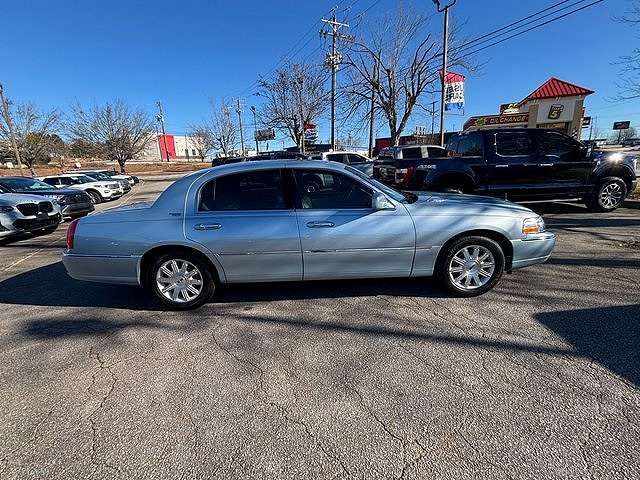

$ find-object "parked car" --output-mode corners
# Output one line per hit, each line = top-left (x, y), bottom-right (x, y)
(377, 129), (639, 212)
(0, 177), (94, 219)
(311, 151), (374, 177)
(622, 138), (640, 147)
(373, 144), (447, 186)
(212, 151), (309, 166)
(62, 159), (556, 309)
(39, 174), (122, 204)
(75, 169), (138, 186)
(0, 190), (62, 239)
(74, 170), (131, 193)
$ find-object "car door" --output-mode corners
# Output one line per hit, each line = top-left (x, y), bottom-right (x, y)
(487, 131), (544, 200)
(533, 131), (591, 196)
(291, 167), (415, 280)
(452, 132), (488, 192)
(185, 168), (302, 283)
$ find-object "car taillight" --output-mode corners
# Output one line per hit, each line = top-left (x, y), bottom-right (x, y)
(66, 219), (79, 249)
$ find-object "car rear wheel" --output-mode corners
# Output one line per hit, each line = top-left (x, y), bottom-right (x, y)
(86, 190), (102, 204)
(147, 252), (215, 310)
(584, 177), (627, 212)
(437, 236), (505, 297)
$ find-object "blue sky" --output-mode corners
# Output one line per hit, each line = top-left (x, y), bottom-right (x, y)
(1, 0), (637, 146)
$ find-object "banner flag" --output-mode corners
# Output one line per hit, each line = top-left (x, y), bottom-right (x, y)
(440, 71), (465, 111)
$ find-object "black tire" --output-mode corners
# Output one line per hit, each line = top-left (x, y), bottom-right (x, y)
(436, 236), (505, 297)
(146, 251), (216, 310)
(584, 177), (627, 212)
(86, 190), (102, 204)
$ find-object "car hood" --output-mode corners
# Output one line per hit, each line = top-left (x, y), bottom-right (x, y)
(404, 192), (534, 215)
(7, 188), (84, 197)
(0, 192), (53, 206)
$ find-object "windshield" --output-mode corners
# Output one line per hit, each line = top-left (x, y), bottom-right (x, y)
(0, 178), (54, 192)
(345, 166), (417, 203)
(85, 172), (110, 181)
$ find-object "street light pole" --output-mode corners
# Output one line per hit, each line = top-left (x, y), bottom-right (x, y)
(236, 98), (245, 156)
(433, 0), (456, 147)
(0, 83), (24, 176)
(156, 101), (170, 162)
(250, 106), (259, 154)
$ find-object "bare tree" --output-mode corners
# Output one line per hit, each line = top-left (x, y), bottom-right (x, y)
(0, 101), (62, 175)
(187, 124), (215, 160)
(342, 6), (471, 146)
(256, 63), (328, 148)
(614, 1), (640, 100)
(67, 100), (155, 172)
(208, 98), (238, 158)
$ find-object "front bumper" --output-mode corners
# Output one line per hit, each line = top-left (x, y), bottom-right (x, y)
(0, 213), (62, 237)
(510, 232), (557, 270)
(61, 202), (94, 218)
(62, 252), (141, 285)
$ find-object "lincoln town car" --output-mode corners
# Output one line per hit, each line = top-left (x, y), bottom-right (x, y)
(62, 160), (556, 309)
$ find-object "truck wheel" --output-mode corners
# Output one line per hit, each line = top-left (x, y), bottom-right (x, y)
(585, 177), (627, 212)
(437, 236), (505, 297)
(146, 251), (216, 310)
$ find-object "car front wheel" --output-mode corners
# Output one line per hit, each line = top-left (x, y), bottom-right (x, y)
(147, 252), (215, 310)
(87, 190), (102, 204)
(437, 236), (505, 297)
(585, 177), (627, 212)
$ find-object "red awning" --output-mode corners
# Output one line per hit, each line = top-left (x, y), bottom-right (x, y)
(522, 77), (594, 102)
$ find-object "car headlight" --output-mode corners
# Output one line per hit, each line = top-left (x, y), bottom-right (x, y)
(522, 216), (545, 235)
(0, 206), (14, 213)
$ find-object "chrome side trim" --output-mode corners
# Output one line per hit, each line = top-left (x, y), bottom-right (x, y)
(302, 246), (415, 254)
(63, 253), (141, 259)
(218, 250), (300, 256)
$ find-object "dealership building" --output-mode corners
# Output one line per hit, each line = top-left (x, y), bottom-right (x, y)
(463, 77), (593, 140)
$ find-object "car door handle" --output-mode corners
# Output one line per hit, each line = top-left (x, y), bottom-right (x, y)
(494, 164), (509, 168)
(306, 221), (335, 228)
(194, 223), (222, 231)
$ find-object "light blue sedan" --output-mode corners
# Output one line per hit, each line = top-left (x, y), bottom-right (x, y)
(62, 160), (556, 309)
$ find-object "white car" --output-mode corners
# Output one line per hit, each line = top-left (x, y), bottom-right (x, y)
(38, 174), (122, 204)
(310, 151), (374, 176)
(75, 169), (136, 187)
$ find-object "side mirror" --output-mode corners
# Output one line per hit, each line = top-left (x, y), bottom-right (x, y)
(372, 192), (395, 211)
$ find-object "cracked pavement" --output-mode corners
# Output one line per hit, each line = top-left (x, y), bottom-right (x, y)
(0, 175), (639, 479)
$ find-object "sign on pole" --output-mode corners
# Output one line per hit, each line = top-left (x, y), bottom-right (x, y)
(582, 116), (591, 128)
(255, 128), (276, 141)
(613, 121), (631, 130)
(441, 71), (465, 111)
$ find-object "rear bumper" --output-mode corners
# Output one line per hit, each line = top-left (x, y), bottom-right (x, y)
(62, 252), (141, 285)
(510, 232), (557, 270)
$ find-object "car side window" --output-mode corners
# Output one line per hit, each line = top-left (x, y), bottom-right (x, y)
(537, 133), (579, 159)
(198, 169), (286, 211)
(327, 153), (346, 163)
(495, 132), (534, 157)
(426, 147), (445, 158)
(294, 169), (373, 209)
(43, 178), (58, 186)
(456, 133), (483, 157)
(347, 154), (365, 164)
(402, 147), (423, 159)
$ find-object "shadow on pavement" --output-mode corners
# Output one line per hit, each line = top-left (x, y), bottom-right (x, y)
(535, 304), (640, 387)
(0, 262), (159, 310)
(547, 257), (640, 269)
(0, 262), (448, 309)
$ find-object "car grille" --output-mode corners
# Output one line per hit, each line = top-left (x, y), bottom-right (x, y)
(16, 201), (54, 217)
(14, 214), (61, 231)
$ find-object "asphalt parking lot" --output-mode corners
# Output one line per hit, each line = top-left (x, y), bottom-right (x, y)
(1, 175), (639, 479)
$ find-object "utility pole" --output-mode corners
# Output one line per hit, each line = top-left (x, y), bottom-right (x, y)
(0, 84), (24, 175)
(429, 100), (437, 136)
(156, 101), (170, 162)
(433, 0), (456, 147)
(321, 10), (353, 151)
(236, 98), (245, 156)
(250, 105), (259, 154)
(368, 58), (379, 158)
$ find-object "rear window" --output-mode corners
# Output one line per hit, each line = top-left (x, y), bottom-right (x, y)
(456, 133), (483, 157)
(402, 147), (423, 159)
(495, 132), (534, 156)
(199, 169), (286, 211)
(426, 147), (446, 158)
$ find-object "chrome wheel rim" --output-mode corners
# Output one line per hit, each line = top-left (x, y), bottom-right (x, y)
(448, 245), (495, 291)
(155, 259), (203, 303)
(599, 183), (623, 209)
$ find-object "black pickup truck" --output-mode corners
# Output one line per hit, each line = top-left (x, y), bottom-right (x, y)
(373, 128), (639, 212)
